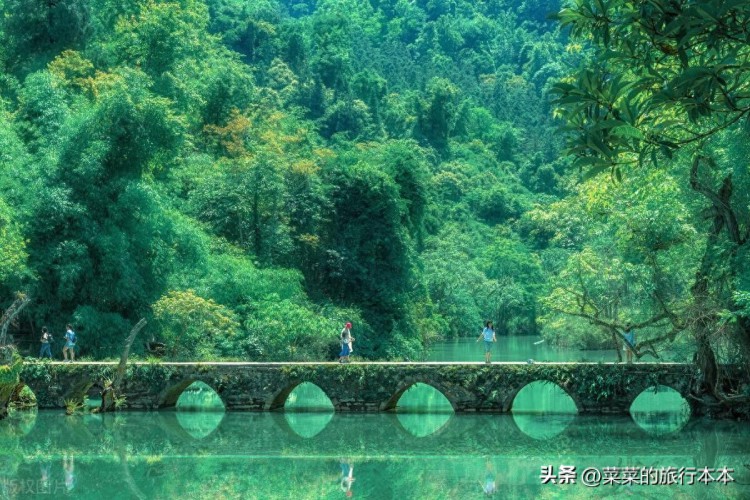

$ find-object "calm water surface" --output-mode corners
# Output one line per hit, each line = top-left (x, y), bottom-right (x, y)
(1, 340), (743, 499)
(2, 399), (749, 499)
(425, 336), (688, 363)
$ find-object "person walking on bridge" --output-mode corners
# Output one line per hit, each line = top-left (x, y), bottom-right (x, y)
(477, 321), (497, 364)
(623, 322), (636, 364)
(63, 324), (76, 362)
(39, 326), (53, 359)
(339, 322), (354, 363)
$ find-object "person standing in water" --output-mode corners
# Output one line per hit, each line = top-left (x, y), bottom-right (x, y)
(476, 321), (497, 364)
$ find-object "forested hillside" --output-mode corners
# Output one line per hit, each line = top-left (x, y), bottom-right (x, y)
(0, 0), (574, 360)
(1, 0), (749, 387)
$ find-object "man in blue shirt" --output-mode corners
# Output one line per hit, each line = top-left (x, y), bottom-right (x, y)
(63, 324), (76, 362)
(623, 322), (636, 364)
(476, 321), (497, 364)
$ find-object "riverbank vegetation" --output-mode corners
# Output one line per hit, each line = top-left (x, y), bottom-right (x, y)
(0, 0), (748, 402)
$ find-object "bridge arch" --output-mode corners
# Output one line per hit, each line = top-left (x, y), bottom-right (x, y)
(22, 373), (97, 410)
(505, 379), (582, 413)
(10, 382), (38, 410)
(622, 380), (689, 411)
(158, 378), (226, 409)
(267, 380), (335, 411)
(629, 384), (691, 435)
(283, 382), (335, 412)
(381, 380), (457, 412)
(176, 381), (226, 411)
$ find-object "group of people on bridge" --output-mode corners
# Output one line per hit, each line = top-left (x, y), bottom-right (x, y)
(38, 324), (78, 361)
(38, 319), (638, 364)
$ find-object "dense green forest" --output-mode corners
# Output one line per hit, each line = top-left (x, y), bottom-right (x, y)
(0, 0), (748, 394)
(0, 0), (572, 360)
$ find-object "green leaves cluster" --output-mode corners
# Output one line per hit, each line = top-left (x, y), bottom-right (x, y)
(553, 0), (750, 173)
(549, 0), (750, 378)
(152, 289), (240, 360)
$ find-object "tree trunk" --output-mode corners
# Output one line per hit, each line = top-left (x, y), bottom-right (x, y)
(0, 295), (31, 346)
(101, 319), (146, 412)
(690, 232), (720, 394)
(688, 157), (746, 397)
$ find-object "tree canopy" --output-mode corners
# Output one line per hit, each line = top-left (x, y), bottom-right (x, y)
(1, 0), (748, 402)
(552, 0), (750, 404)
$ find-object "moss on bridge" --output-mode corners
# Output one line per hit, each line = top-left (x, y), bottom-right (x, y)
(3, 361), (700, 416)
(0, 351), (23, 419)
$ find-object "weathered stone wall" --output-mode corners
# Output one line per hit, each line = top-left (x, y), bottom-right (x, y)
(12, 361), (697, 415)
(0, 350), (22, 419)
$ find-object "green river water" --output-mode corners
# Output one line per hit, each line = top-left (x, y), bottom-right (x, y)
(2, 338), (748, 499)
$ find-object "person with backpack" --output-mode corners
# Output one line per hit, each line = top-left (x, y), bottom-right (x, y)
(339, 322), (354, 363)
(39, 326), (53, 359)
(63, 324), (76, 362)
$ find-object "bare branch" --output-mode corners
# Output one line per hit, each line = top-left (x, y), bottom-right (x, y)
(0, 293), (31, 347)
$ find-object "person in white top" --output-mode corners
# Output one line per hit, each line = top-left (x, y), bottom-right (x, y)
(339, 322), (354, 363)
(476, 321), (497, 364)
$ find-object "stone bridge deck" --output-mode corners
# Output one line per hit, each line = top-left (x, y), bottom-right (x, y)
(16, 361), (697, 414)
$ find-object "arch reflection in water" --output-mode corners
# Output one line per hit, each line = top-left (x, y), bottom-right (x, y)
(176, 381), (226, 411)
(396, 413), (452, 438)
(3, 407), (37, 437)
(630, 385), (691, 436)
(511, 381), (577, 440)
(512, 413), (576, 441)
(175, 411), (225, 440)
(6, 385), (38, 437)
(175, 381), (225, 439)
(394, 383), (453, 437)
(283, 383), (334, 438)
(283, 412), (334, 438)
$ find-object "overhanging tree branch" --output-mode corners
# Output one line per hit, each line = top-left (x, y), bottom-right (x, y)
(0, 293), (31, 347)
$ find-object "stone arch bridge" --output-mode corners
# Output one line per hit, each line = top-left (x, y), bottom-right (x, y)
(14, 361), (697, 414)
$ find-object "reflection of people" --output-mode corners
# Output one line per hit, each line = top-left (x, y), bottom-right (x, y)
(63, 454), (76, 491)
(476, 321), (497, 364)
(63, 324), (76, 362)
(480, 458), (497, 496)
(339, 459), (355, 497)
(39, 327), (53, 359)
(623, 323), (636, 363)
(339, 323), (354, 364)
(40, 462), (51, 493)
